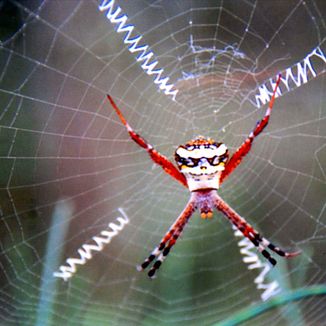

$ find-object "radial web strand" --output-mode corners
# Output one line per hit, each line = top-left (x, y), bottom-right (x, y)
(0, 1), (325, 325)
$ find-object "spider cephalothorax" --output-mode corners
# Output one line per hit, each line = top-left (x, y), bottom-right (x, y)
(174, 136), (229, 191)
(107, 74), (300, 279)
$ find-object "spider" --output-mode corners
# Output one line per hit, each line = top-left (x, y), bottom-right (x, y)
(107, 74), (300, 278)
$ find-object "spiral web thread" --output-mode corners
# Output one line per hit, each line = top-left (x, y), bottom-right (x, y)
(0, 1), (325, 325)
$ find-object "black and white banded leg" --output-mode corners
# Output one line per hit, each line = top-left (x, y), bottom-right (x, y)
(137, 201), (196, 278)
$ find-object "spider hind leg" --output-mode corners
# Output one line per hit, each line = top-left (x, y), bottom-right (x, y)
(257, 234), (301, 259)
(137, 201), (196, 278)
(137, 243), (164, 271)
(238, 221), (300, 265)
(137, 238), (176, 278)
(214, 194), (300, 266)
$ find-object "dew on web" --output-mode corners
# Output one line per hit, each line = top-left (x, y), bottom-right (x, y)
(0, 0), (325, 325)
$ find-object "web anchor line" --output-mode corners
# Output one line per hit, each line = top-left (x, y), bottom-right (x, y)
(53, 208), (129, 281)
(252, 45), (326, 108)
(99, 0), (178, 100)
(233, 226), (282, 301)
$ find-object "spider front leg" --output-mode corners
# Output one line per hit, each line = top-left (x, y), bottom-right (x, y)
(107, 95), (188, 188)
(138, 200), (196, 278)
(220, 74), (282, 185)
(214, 194), (300, 265)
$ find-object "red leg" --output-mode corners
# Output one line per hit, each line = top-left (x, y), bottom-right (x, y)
(137, 200), (196, 278)
(214, 194), (300, 265)
(220, 74), (282, 185)
(107, 95), (188, 188)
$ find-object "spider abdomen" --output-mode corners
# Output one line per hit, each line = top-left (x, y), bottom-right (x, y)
(185, 171), (223, 191)
(174, 137), (228, 191)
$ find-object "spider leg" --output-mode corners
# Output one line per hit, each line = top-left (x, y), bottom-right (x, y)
(214, 194), (300, 265)
(107, 95), (188, 188)
(138, 199), (196, 278)
(220, 74), (282, 185)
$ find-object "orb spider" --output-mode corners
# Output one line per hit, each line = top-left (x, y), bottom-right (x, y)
(107, 74), (300, 278)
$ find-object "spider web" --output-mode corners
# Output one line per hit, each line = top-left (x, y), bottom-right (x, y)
(0, 0), (325, 325)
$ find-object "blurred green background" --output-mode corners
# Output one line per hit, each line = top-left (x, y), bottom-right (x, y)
(0, 0), (325, 325)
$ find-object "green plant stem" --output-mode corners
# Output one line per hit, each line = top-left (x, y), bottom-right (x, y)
(215, 285), (326, 326)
